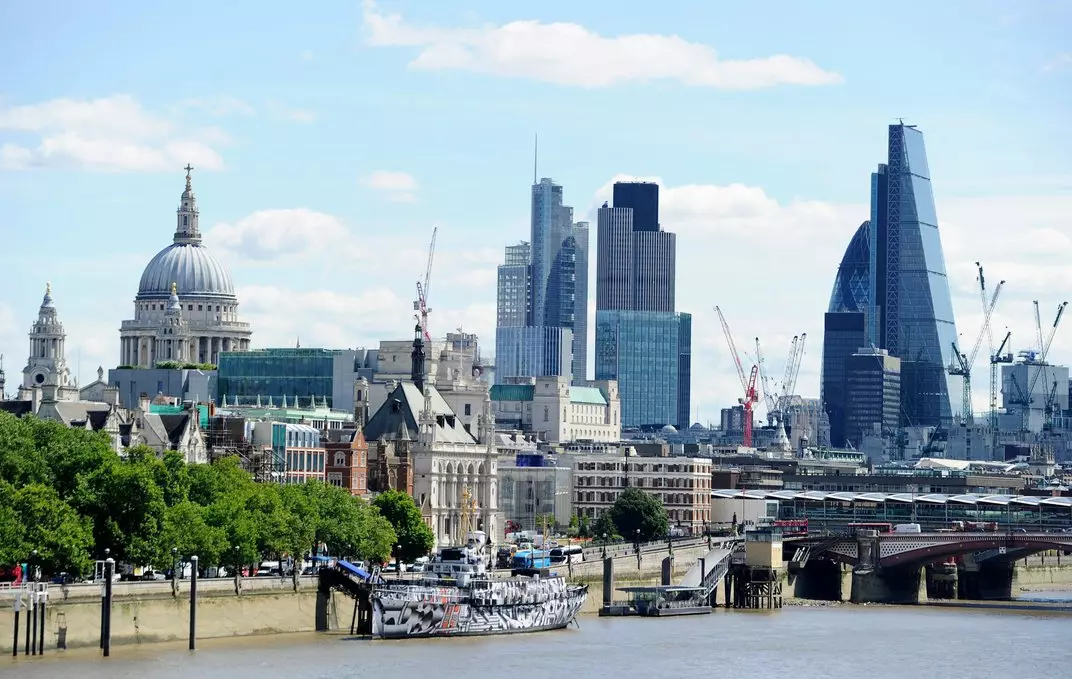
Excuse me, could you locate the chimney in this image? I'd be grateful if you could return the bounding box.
[138,392,151,413]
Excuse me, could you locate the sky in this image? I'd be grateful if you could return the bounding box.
[1,0,1070,424]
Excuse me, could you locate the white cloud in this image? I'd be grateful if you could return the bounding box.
[361,1,843,90]
[1042,53,1072,72]
[206,209,352,262]
[359,170,419,202]
[0,95,226,172]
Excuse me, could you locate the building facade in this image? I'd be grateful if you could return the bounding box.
[594,310,691,429]
[18,283,79,407]
[821,221,870,447]
[844,348,902,448]
[596,182,676,313]
[216,347,374,412]
[498,455,573,532]
[870,124,959,428]
[495,178,589,385]
[119,168,251,368]
[252,421,325,484]
[324,428,369,497]
[570,450,712,534]
[489,376,621,443]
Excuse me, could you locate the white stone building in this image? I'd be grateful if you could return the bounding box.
[569,448,712,534]
[17,284,79,407]
[490,375,621,444]
[119,167,251,368]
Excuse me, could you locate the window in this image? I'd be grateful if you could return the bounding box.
[334,452,346,467]
[543,406,549,422]
[183,215,188,226]
[464,403,471,416]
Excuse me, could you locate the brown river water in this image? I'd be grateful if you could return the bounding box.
[2,604,1069,678]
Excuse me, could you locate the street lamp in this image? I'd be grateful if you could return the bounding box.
[395,544,403,580]
[171,547,179,592]
[601,532,608,560]
[30,549,37,583]
[634,529,641,568]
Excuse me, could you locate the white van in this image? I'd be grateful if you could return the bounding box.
[893,523,922,533]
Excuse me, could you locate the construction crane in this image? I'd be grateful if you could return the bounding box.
[755,334,806,427]
[948,274,1003,423]
[413,227,438,342]
[715,306,759,447]
[989,330,1013,431]
[1008,300,1067,437]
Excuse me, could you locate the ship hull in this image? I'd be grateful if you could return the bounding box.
[371,578,588,639]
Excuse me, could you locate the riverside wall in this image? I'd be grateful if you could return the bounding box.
[0,576,349,651]
[1,544,706,649]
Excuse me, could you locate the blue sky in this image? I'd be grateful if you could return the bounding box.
[1,0,1070,423]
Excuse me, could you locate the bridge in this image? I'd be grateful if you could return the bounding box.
[790,531,1072,570]
[787,531,1072,604]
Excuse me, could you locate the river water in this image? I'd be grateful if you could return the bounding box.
[3,605,1069,679]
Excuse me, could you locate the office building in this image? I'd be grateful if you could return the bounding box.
[495,326,572,387]
[844,348,901,449]
[489,375,621,443]
[870,123,959,427]
[495,179,589,385]
[821,122,959,439]
[594,182,689,428]
[498,454,573,532]
[216,347,375,412]
[821,222,870,446]
[595,310,691,429]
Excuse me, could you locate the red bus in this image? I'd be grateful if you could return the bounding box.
[773,519,809,537]
[847,522,893,534]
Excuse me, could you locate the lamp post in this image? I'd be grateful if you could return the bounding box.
[29,549,37,582]
[634,529,641,569]
[233,546,241,594]
[171,547,179,595]
[601,532,607,560]
[395,544,403,581]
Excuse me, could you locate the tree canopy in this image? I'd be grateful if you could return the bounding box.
[372,489,435,562]
[608,487,669,542]
[0,412,397,576]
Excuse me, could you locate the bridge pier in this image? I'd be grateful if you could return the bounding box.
[790,559,845,601]
[958,562,1014,600]
[850,566,928,605]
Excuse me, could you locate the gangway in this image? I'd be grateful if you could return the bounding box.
[680,547,734,600]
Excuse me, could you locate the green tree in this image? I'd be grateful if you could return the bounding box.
[592,511,620,541]
[36,420,115,500]
[155,450,192,506]
[359,512,397,564]
[158,501,226,568]
[0,412,49,489]
[372,489,434,562]
[77,455,167,563]
[12,483,93,576]
[609,487,669,542]
[0,481,28,566]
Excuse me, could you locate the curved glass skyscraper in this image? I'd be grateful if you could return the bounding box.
[822,123,959,446]
[822,221,870,446]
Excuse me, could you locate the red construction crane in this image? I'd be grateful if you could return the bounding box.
[715,306,759,447]
[413,227,438,342]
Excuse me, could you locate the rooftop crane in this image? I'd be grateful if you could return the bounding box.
[715,306,759,447]
[755,338,777,425]
[989,330,1013,431]
[781,333,807,415]
[1008,300,1067,437]
[755,334,806,427]
[948,274,1004,423]
[414,227,438,342]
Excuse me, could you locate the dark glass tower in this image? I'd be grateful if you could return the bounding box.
[821,221,870,447]
[612,181,659,232]
[874,123,959,428]
[595,182,690,428]
[821,122,959,441]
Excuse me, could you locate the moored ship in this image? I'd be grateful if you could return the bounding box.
[370,530,588,639]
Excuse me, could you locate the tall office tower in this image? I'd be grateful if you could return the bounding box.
[872,123,959,428]
[497,242,531,327]
[495,179,588,384]
[595,181,690,429]
[821,122,959,438]
[821,222,870,447]
[844,348,902,450]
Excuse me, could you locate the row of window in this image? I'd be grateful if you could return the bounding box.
[575,462,708,474]
[574,475,709,490]
[574,490,709,506]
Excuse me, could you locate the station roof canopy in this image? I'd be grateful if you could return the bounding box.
[710,488,1072,508]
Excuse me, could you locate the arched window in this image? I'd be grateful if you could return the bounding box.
[183,215,188,227]
[334,452,346,467]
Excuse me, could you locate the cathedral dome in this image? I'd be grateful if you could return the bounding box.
[137,243,236,301]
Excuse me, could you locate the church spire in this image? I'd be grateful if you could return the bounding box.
[174,164,201,245]
[41,281,54,310]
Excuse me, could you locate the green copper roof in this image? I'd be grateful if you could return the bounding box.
[149,403,210,429]
[569,386,607,405]
[489,384,535,401]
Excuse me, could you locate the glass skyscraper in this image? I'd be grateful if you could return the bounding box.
[495,326,573,385]
[595,310,692,429]
[494,179,588,384]
[821,122,959,438]
[594,182,690,428]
